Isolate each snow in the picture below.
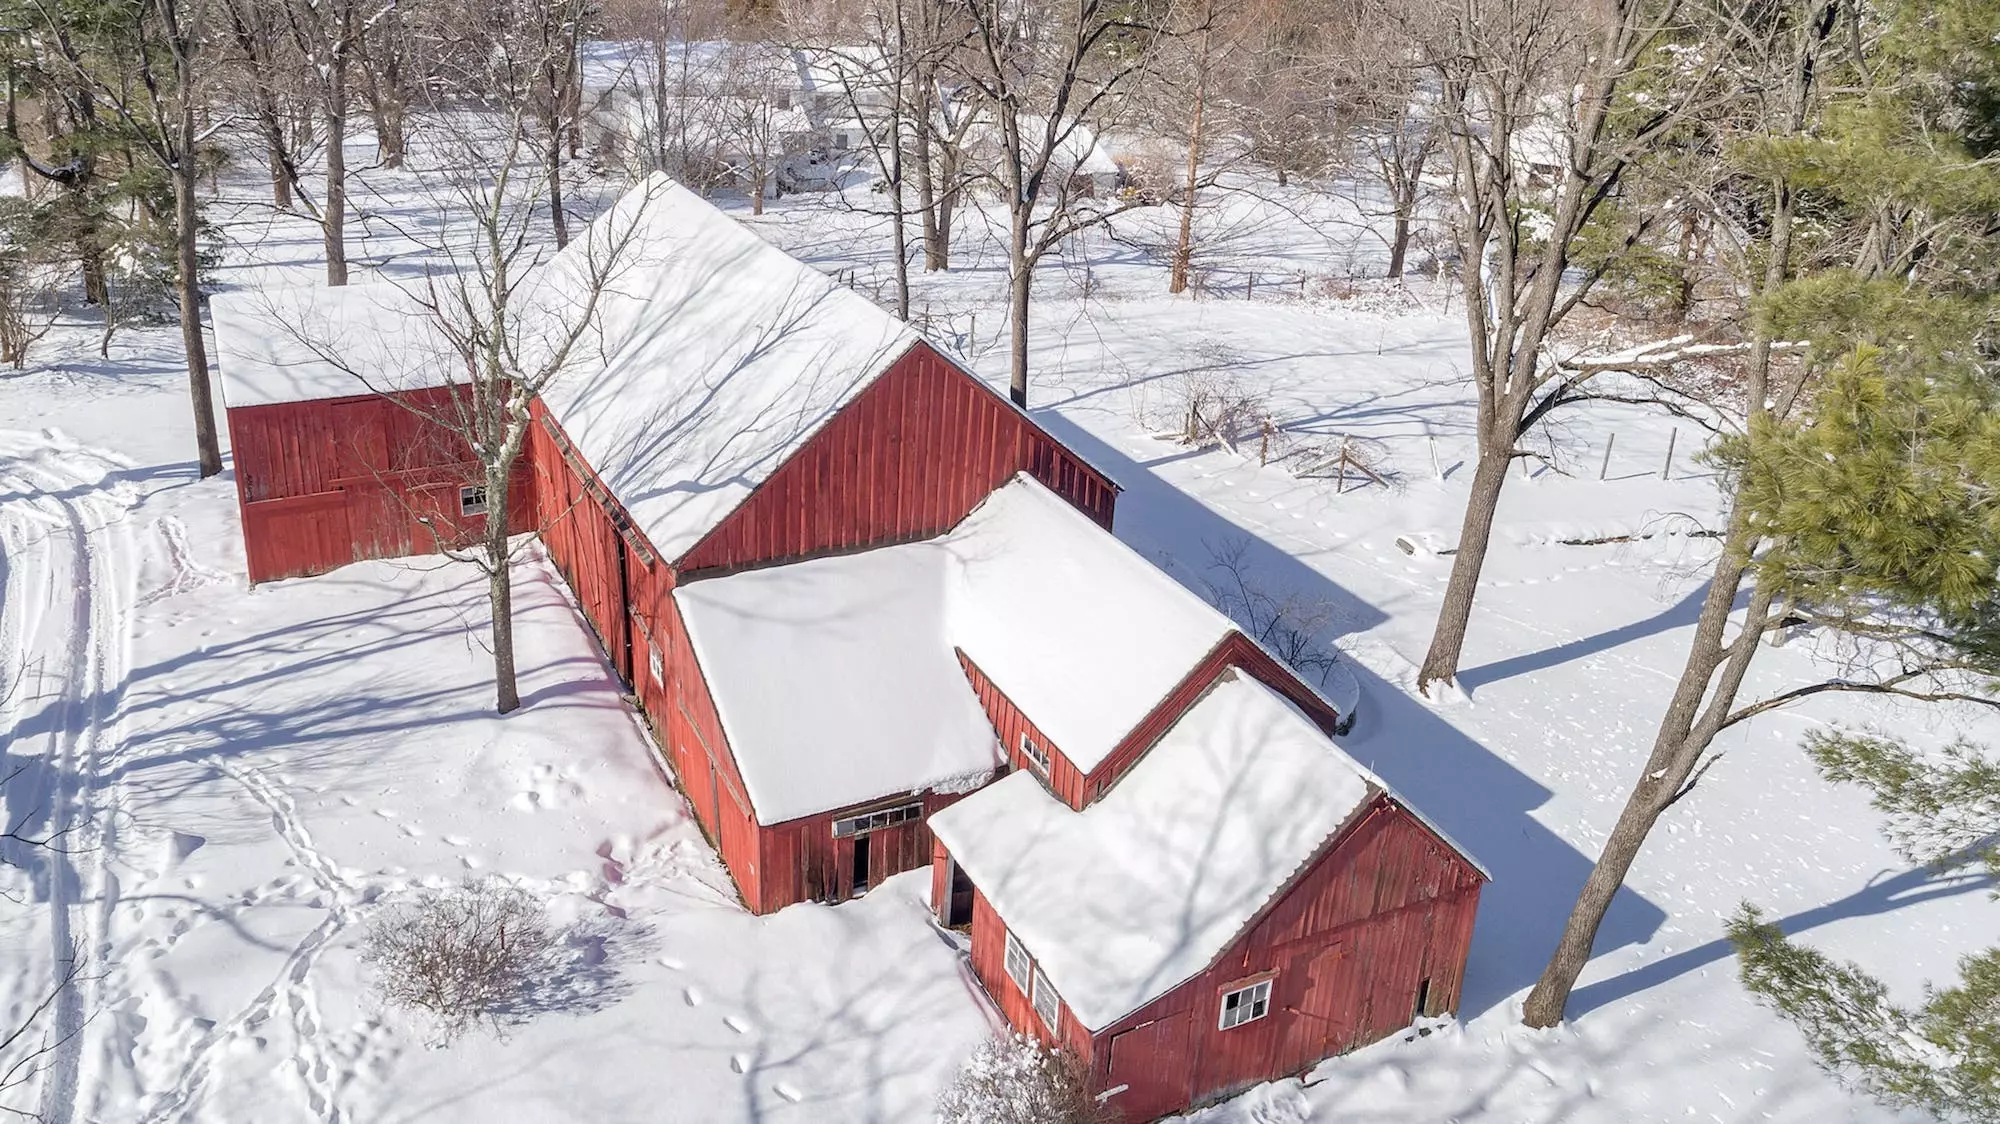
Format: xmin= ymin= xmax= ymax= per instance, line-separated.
xmin=946 ymin=475 xmax=1235 ymax=773
xmin=534 ymin=176 xmax=920 ymax=562
xmin=674 ymin=540 xmax=1002 ymax=825
xmin=930 ymin=670 xmax=1374 ymax=1032
xmin=673 ymin=472 xmax=1237 ymax=821
xmin=210 ymin=281 xmax=458 ymax=408
xmin=5 ymin=124 xmax=1998 ymax=1124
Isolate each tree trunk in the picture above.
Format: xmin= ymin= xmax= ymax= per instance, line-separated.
xmin=487 ymin=515 xmax=521 ymax=715
xmin=324 ymin=56 xmax=350 ymax=287
xmin=1417 ymin=444 xmax=1513 ymax=692
xmin=174 ymin=161 xmax=221 ymax=479
xmin=1007 ymin=241 xmax=1032 ymax=406
xmin=1169 ymin=2 xmax=1211 ymax=296
xmin=546 ymin=127 xmax=569 ymax=249
xmin=268 ymin=139 xmax=293 ymax=209
xmin=1387 ymin=212 xmax=1411 ymax=280
xmin=751 ymin=165 xmax=765 ymax=215
xmin=1522 ymin=547 xmax=1773 ymax=1025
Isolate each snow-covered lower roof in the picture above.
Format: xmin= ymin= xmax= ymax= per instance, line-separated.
xmin=929 ymin=671 xmax=1378 ymax=1032
xmin=674 ymin=541 xmax=1002 ymax=825
xmin=673 ymin=473 xmax=1231 ymax=823
xmin=535 ymin=175 xmax=919 ymax=562
xmin=945 ymin=478 xmax=1234 ymax=773
xmin=211 ymin=282 xmax=460 ymax=409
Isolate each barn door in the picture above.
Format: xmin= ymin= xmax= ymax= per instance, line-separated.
xmin=612 ymin=532 xmax=634 ymax=684
xmin=1105 ymin=1011 xmax=1192 ymax=1122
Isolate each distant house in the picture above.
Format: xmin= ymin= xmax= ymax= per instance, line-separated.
xmin=213 ymin=177 xmax=1484 ymax=1119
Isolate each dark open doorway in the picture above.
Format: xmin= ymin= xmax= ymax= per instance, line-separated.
xmin=851 ymin=833 xmax=872 ymax=896
xmin=945 ymin=859 xmax=975 ymax=927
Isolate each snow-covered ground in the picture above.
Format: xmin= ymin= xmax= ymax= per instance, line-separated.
xmin=1 ymin=143 xmax=1993 ymax=1123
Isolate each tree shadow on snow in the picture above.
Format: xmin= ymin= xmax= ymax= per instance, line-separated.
xmin=1029 ymin=413 xmax=1670 ymax=1019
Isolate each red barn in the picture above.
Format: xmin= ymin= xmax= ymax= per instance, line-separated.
xmin=213 ymin=178 xmax=1486 ymax=1114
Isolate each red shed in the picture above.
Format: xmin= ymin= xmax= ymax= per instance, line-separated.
xmin=211 ymin=285 xmax=534 ymax=583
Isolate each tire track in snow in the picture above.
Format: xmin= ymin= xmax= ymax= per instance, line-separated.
xmin=0 ymin=430 xmax=140 ymax=1124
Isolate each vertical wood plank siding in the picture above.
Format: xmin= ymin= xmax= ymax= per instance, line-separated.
xmin=942 ymin=797 xmax=1482 ymax=1122
xmin=956 ymin=652 xmax=1087 ymax=808
xmin=1092 ymin=799 xmax=1482 ymax=1120
xmin=757 ymin=788 xmax=983 ymax=912
xmin=675 ymin=342 xmax=1117 ymax=576
xmin=229 ymin=388 xmax=532 ymax=583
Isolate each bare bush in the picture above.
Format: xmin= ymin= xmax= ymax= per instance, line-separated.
xmin=1202 ymin=537 xmax=1347 ymax=690
xmin=361 ymin=879 xmax=561 ymax=1043
xmin=936 ymin=1034 xmax=1110 ymax=1124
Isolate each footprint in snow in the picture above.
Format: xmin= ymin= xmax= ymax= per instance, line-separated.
xmin=724 ymin=1015 xmax=751 ymax=1035
xmin=771 ymin=1084 xmax=802 ymax=1103
xmin=442 ymin=835 xmax=470 ymax=847
xmin=658 ymin=955 xmax=684 ymax=970
xmin=683 ymin=987 xmax=702 ymax=1007
xmin=730 ymin=1055 xmax=749 ymax=1075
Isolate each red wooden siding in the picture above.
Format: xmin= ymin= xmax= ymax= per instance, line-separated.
xmin=229 ymin=389 xmax=530 ymax=583
xmin=962 ymin=883 xmax=1098 ymax=1059
xmin=957 ymin=652 xmax=1088 ymax=809
xmin=758 ymin=788 xmax=982 ymax=913
xmin=1084 ymin=797 xmax=1484 ymax=1120
xmin=1085 ymin=633 xmax=1345 ymax=806
xmin=676 ymin=342 xmax=1117 ymax=577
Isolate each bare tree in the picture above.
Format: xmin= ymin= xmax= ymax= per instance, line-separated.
xmin=1328 ymin=4 xmax=1440 ymax=279
xmin=276 ymin=112 xmax=656 ymax=712
xmin=31 ymin=0 xmax=227 ymax=478
xmin=957 ymin=0 xmax=1174 ymax=405
xmin=1382 ymin=0 xmax=1719 ymax=694
xmin=906 ymin=0 xmax=975 ymax=271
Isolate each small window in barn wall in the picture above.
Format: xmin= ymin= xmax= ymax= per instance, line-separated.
xmin=1218 ymin=978 xmax=1272 ymax=1030
xmin=459 ymin=484 xmax=488 ymax=516
xmin=648 ymin=641 xmax=664 ymax=687
xmin=1004 ymin=930 xmax=1033 ymax=993
xmin=830 ymin=801 xmax=921 ymax=838
xmin=1019 ymin=733 xmax=1051 ymax=778
xmin=1030 ymin=965 xmax=1062 ymax=1031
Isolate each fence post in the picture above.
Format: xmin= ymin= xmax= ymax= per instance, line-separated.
xmin=1599 ymin=432 xmax=1616 ymax=480
xmin=1661 ymin=428 xmax=1678 ymax=480
xmin=1428 ymin=435 xmax=1442 ymax=481
xmin=1247 ymin=273 xmax=1255 ymax=299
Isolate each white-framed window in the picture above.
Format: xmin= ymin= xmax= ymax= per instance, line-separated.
xmin=1019 ymin=732 xmax=1051 ymax=777
xmin=1031 ymin=964 xmax=1062 ymax=1030
xmin=459 ymin=484 xmax=489 ymax=516
xmin=830 ymin=801 xmax=922 ymax=838
xmin=1004 ymin=929 xmax=1033 ymax=993
xmin=1218 ymin=978 xmax=1273 ymax=1030
xmin=648 ymin=641 xmax=665 ymax=686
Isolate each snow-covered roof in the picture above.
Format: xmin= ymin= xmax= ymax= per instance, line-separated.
xmin=674 ymin=541 xmax=1002 ymax=825
xmin=211 ymin=282 xmax=460 ymax=409
xmin=945 ymin=478 xmax=1234 ymax=773
xmin=672 ymin=473 xmax=1232 ymax=823
xmin=928 ymin=671 xmax=1378 ymax=1032
xmin=535 ymin=175 xmax=919 ymax=561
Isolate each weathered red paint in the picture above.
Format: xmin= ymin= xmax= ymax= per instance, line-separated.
xmin=228 ymin=388 xmax=531 ymax=583
xmin=942 ymin=796 xmax=1483 ymax=1122
xmin=957 ymin=652 xmax=1089 ymax=808
xmin=511 ymin=354 xmax=1113 ymax=915
xmin=676 ymin=341 xmax=1116 ymax=577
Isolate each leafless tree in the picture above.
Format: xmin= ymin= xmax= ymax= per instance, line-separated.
xmin=1379 ymin=0 xmax=1721 ymax=695
xmin=1328 ymin=3 xmax=1440 ymax=279
xmin=956 ymin=0 xmax=1177 ymax=405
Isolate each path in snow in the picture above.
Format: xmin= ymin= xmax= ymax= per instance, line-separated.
xmin=0 ymin=429 xmax=143 ymax=1124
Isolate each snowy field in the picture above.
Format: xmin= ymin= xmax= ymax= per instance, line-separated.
xmin=2 ymin=141 xmax=1994 ymax=1123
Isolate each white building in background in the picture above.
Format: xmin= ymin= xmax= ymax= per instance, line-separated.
xmin=582 ymin=40 xmax=887 ymax=197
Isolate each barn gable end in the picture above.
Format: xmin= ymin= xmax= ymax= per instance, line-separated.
xmin=675 ymin=341 xmax=1116 ymax=578
xmin=1090 ymin=796 xmax=1484 ymax=1118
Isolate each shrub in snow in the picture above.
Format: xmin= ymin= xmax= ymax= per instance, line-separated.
xmin=936 ymin=1034 xmax=1109 ymax=1124
xmin=362 ymin=879 xmax=561 ymax=1042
